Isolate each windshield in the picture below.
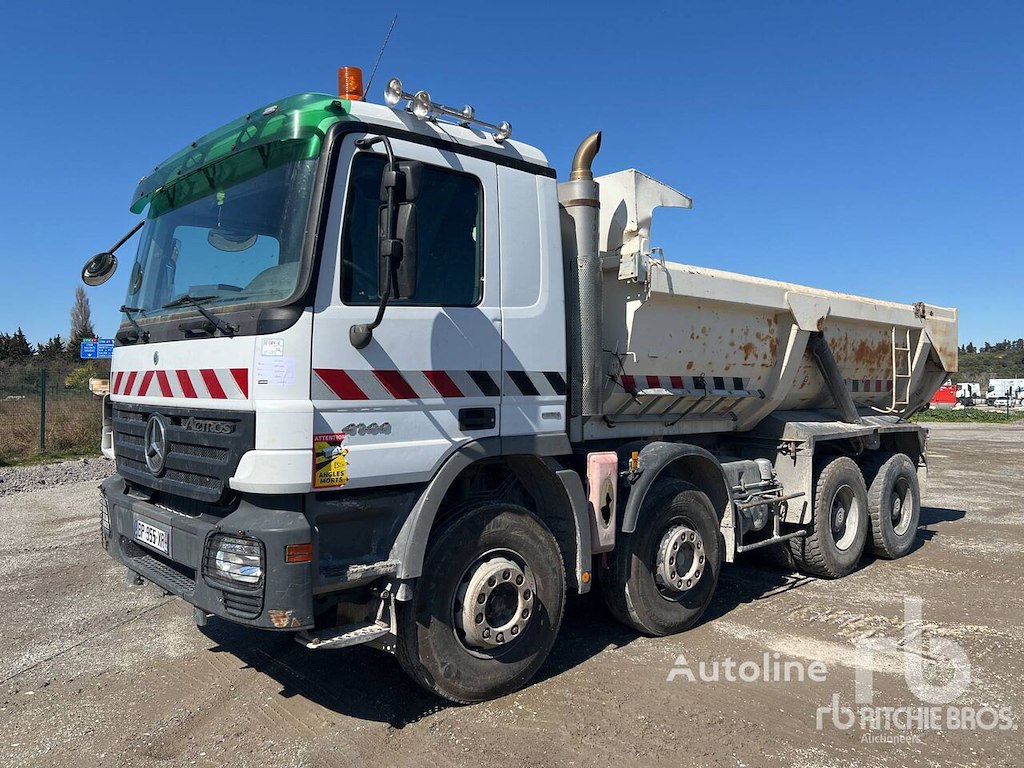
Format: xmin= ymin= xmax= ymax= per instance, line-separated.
xmin=125 ymin=154 xmax=317 ymax=318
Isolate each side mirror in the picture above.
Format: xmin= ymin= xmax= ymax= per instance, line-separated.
xmin=376 ymin=160 xmax=422 ymax=300
xmin=81 ymin=220 xmax=145 ymax=287
xmin=377 ymin=202 xmax=417 ymax=300
xmin=379 ymin=160 xmax=423 ymax=204
xmin=348 ymin=142 xmax=423 ymax=350
xmin=82 ymin=252 xmax=117 ymax=286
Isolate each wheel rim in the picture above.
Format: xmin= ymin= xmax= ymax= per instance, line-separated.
xmin=890 ymin=476 xmax=914 ymax=536
xmin=655 ymin=523 xmax=705 ymax=597
xmin=453 ymin=550 xmax=535 ymax=653
xmin=830 ymin=483 xmax=861 ymax=551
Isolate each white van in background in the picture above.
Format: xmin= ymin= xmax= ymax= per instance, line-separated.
xmin=986 ymin=379 xmax=1024 ymax=407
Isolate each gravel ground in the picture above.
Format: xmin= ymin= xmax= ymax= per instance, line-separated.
xmin=0 ymin=456 xmax=113 ymax=497
xmin=0 ymin=424 xmax=1020 ymax=767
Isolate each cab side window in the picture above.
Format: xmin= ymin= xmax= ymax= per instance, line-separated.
xmin=341 ymin=152 xmax=483 ymax=306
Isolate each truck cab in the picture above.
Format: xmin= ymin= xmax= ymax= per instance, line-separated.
xmin=98 ymin=83 xmax=584 ymax=690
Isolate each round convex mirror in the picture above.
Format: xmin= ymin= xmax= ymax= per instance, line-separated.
xmin=82 ymin=252 xmax=117 ymax=286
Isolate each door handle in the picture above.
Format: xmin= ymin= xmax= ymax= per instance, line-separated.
xmin=459 ymin=407 xmax=495 ymax=431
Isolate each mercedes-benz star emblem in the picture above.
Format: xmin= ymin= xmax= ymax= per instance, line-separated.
xmin=153 ymin=351 xmax=159 ymax=365
xmin=144 ymin=413 xmax=169 ymax=476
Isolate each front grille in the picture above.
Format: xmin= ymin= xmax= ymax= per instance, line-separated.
xmin=172 ymin=442 xmax=228 ymax=461
xmin=113 ymin=403 xmax=254 ymax=503
xmin=153 ymin=492 xmax=232 ymax=519
xmin=164 ymin=467 xmax=221 ymax=489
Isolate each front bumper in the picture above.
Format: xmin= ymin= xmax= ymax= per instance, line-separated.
xmin=99 ymin=475 xmax=314 ymax=630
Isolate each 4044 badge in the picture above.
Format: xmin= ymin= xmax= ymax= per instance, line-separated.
xmin=313 ymin=433 xmax=349 ymax=489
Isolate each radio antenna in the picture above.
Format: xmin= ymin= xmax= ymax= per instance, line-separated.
xmin=364 ymin=15 xmax=398 ymax=99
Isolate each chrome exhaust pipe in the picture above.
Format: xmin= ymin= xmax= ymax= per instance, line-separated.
xmin=570 ymin=131 xmax=602 ymax=181
xmin=559 ymin=132 xmax=603 ymax=424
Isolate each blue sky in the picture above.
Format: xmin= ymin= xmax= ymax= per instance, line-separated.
xmin=0 ymin=1 xmax=1019 ymax=348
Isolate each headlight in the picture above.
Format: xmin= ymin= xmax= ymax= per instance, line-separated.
xmin=206 ymin=534 xmax=263 ymax=586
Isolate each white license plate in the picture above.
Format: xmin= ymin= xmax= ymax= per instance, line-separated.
xmin=134 ymin=516 xmax=171 ymax=555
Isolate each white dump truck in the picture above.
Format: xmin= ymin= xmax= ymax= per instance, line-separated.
xmin=84 ymin=68 xmax=957 ymax=702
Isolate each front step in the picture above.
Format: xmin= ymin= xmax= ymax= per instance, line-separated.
xmin=297 ymin=621 xmax=390 ymax=650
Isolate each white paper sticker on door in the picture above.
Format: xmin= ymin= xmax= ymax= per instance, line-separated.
xmin=256 ymin=356 xmax=296 ymax=386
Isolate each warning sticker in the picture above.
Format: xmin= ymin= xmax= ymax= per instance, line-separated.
xmin=313 ymin=432 xmax=349 ymax=489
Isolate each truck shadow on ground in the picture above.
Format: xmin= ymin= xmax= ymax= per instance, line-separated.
xmin=867 ymin=506 xmax=966 ymax=559
xmin=917 ymin=505 xmax=966 ymax=531
xmin=198 ymin=506 xmax=964 ymax=726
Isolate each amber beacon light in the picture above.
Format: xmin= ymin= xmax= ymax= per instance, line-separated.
xmin=338 ymin=66 xmax=365 ymax=101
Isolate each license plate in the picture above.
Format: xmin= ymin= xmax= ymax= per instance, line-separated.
xmin=134 ymin=516 xmax=171 ymax=555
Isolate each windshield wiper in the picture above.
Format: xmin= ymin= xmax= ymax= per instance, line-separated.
xmin=119 ymin=305 xmax=150 ymax=343
xmin=162 ymin=294 xmax=238 ymax=337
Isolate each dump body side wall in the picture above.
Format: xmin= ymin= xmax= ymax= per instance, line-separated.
xmin=587 ymin=260 xmax=956 ymax=441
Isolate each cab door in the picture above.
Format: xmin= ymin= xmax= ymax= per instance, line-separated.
xmin=309 ymin=132 xmax=501 ymax=490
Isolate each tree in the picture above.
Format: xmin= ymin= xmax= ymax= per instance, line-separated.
xmin=70 ymin=285 xmax=95 ymax=339
xmin=36 ymin=334 xmax=65 ymax=359
xmin=5 ymin=327 xmax=32 ymax=362
xmin=68 ymin=286 xmax=96 ymax=359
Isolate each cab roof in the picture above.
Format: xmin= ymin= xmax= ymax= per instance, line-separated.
xmin=131 ymin=92 xmax=552 ymax=214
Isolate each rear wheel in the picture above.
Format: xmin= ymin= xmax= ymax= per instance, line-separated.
xmin=789 ymin=456 xmax=868 ymax=578
xmin=866 ymin=453 xmax=921 ymax=559
xmin=395 ymin=502 xmax=565 ymax=703
xmin=601 ymin=480 xmax=721 ymax=636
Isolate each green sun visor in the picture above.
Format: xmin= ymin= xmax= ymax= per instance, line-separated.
xmin=131 ymin=93 xmax=350 ymax=215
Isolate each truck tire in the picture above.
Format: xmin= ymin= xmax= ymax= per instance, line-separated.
xmin=395 ymin=502 xmax=565 ymax=703
xmin=600 ymin=480 xmax=721 ymax=636
xmin=789 ymin=456 xmax=868 ymax=578
xmin=866 ymin=453 xmax=921 ymax=559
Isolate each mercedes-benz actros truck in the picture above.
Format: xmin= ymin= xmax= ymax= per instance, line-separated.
xmin=85 ymin=67 xmax=956 ymax=702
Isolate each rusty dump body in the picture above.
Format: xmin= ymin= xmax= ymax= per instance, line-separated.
xmin=583 ymin=169 xmax=957 ymax=441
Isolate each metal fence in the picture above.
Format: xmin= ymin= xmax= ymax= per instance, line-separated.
xmin=0 ymin=365 xmax=104 ymax=463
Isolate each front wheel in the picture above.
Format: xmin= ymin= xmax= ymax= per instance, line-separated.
xmin=600 ymin=480 xmax=722 ymax=636
xmin=395 ymin=503 xmax=565 ymax=703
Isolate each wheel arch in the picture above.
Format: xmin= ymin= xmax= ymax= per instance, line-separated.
xmin=620 ymin=442 xmax=733 ymax=534
xmin=390 ymin=441 xmax=591 ymax=595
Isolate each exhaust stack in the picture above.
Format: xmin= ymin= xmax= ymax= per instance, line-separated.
xmin=569 ymin=131 xmax=602 ymax=181
xmin=559 ymin=132 xmax=603 ymax=425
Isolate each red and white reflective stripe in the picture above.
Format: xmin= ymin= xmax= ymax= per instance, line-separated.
xmin=314 ymin=368 xmax=502 ymax=401
xmin=313 ymin=369 xmax=566 ymax=401
xmin=111 ymin=368 xmax=249 ymax=399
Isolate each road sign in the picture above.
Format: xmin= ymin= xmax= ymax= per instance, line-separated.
xmin=80 ymin=339 xmax=114 ymax=359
